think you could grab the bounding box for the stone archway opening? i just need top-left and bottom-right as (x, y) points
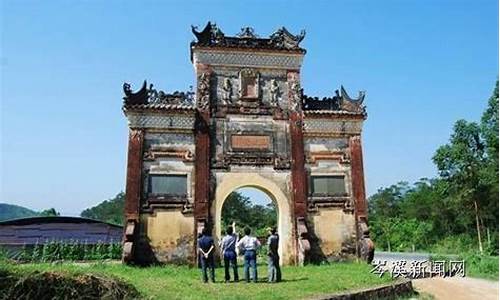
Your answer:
(213, 173), (295, 265)
(221, 187), (277, 243)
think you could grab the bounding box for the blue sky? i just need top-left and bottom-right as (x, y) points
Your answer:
(1, 0), (498, 215)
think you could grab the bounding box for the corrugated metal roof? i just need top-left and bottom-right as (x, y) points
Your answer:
(0, 216), (123, 246)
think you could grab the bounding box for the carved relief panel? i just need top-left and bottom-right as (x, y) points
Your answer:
(212, 117), (291, 169)
(239, 68), (260, 99)
(213, 67), (288, 109)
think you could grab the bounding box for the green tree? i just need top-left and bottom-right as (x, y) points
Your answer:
(432, 113), (494, 253)
(39, 208), (60, 216)
(81, 192), (125, 225)
(221, 191), (277, 236)
(368, 80), (498, 255)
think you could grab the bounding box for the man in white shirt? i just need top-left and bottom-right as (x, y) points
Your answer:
(236, 227), (261, 282)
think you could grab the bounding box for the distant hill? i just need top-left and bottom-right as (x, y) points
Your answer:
(81, 192), (124, 225)
(0, 203), (39, 221)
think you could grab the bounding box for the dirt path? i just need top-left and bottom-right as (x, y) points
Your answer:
(413, 276), (498, 300)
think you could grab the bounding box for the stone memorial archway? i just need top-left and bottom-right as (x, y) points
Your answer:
(121, 23), (374, 266)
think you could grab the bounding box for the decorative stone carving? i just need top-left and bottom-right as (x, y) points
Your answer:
(221, 78), (233, 105)
(236, 27), (258, 38)
(143, 148), (194, 162)
(197, 72), (211, 110)
(303, 86), (366, 115)
(144, 133), (195, 150)
(193, 50), (304, 69)
(307, 196), (351, 213)
(223, 153), (274, 166)
(126, 114), (195, 130)
(123, 81), (148, 105)
(339, 86), (366, 114)
(191, 22), (224, 45)
(288, 76), (302, 113)
(191, 22), (305, 51)
(306, 150), (351, 165)
(274, 155), (291, 169)
(270, 27), (306, 50)
(303, 119), (363, 136)
(123, 81), (194, 107)
(269, 79), (280, 107)
(239, 68), (260, 100)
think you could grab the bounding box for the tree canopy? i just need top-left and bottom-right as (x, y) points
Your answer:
(81, 192), (125, 225)
(39, 208), (60, 217)
(369, 81), (499, 255)
(221, 191), (277, 237)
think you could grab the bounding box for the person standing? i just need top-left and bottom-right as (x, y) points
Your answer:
(220, 226), (239, 282)
(198, 227), (215, 283)
(237, 227), (261, 283)
(267, 227), (282, 283)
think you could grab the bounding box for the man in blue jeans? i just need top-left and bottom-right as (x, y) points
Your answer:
(219, 226), (239, 282)
(237, 227), (261, 282)
(197, 227), (215, 283)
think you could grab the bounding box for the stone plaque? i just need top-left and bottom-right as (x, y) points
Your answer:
(231, 135), (270, 150)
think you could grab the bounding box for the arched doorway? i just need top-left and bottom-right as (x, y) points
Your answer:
(213, 173), (294, 265)
(221, 187), (277, 246)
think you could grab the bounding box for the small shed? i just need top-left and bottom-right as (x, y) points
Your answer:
(0, 216), (123, 254)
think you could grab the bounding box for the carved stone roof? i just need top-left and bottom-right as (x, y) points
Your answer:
(190, 22), (306, 53)
(303, 86), (367, 117)
(122, 81), (195, 111)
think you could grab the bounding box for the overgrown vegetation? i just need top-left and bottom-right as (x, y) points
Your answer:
(221, 191), (277, 237)
(13, 242), (122, 262)
(0, 264), (139, 300)
(0, 261), (393, 300)
(369, 81), (498, 278)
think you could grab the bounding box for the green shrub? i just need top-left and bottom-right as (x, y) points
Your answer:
(462, 253), (498, 279)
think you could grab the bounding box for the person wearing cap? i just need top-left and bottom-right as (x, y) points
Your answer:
(236, 227), (261, 282)
(267, 227), (281, 282)
(219, 225), (239, 282)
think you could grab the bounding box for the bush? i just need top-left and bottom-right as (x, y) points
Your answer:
(462, 253), (498, 279)
(430, 234), (477, 254)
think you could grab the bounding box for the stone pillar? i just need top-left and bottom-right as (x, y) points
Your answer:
(193, 65), (212, 263)
(194, 110), (210, 221)
(288, 71), (309, 265)
(349, 135), (367, 219)
(122, 128), (144, 263)
(350, 135), (374, 262)
(288, 71), (307, 217)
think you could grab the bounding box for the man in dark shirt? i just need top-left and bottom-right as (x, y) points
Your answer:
(198, 227), (215, 283)
(267, 227), (281, 282)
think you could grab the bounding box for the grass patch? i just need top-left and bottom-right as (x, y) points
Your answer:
(1, 261), (393, 300)
(430, 253), (498, 280)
